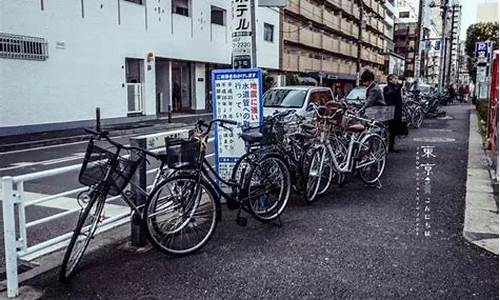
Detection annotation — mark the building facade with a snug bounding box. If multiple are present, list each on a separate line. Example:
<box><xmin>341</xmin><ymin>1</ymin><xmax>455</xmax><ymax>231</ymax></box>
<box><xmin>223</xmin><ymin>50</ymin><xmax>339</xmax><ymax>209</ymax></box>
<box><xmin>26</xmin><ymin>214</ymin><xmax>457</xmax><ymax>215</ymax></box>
<box><xmin>0</xmin><ymin>0</ymin><xmax>280</xmax><ymax>135</ymax></box>
<box><xmin>394</xmin><ymin>22</ymin><xmax>418</xmax><ymax>78</ymax></box>
<box><xmin>281</xmin><ymin>0</ymin><xmax>387</xmax><ymax>92</ymax></box>
<box><xmin>476</xmin><ymin>2</ymin><xmax>499</xmax><ymax>23</ymax></box>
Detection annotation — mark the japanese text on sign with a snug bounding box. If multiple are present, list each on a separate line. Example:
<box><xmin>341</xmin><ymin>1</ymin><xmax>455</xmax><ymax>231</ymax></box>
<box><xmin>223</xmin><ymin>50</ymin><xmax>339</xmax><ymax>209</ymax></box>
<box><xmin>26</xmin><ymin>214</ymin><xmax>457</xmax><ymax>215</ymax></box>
<box><xmin>212</xmin><ymin>68</ymin><xmax>263</xmax><ymax>181</ymax></box>
<box><xmin>231</xmin><ymin>0</ymin><xmax>253</xmax><ymax>68</ymax></box>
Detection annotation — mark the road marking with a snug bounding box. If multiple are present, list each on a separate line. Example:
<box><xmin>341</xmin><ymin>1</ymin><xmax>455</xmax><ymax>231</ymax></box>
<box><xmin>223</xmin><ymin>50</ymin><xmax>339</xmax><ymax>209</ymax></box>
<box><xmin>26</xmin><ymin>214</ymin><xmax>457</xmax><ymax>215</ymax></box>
<box><xmin>413</xmin><ymin>137</ymin><xmax>456</xmax><ymax>143</ymax></box>
<box><xmin>0</xmin><ymin>162</ymin><xmax>38</xmax><ymax>171</ymax></box>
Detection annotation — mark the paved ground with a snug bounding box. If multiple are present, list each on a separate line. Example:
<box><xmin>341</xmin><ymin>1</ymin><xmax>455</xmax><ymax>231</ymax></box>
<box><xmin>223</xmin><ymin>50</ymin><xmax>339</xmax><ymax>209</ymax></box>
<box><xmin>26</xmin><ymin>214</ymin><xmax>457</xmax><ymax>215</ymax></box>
<box><xmin>18</xmin><ymin>104</ymin><xmax>500</xmax><ymax>298</ymax></box>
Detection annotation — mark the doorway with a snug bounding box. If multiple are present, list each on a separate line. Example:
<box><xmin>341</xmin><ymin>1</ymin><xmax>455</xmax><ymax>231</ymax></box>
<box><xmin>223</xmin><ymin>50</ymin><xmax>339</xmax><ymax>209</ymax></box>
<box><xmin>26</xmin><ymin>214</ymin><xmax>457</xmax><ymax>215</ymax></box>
<box><xmin>171</xmin><ymin>61</ymin><xmax>191</xmax><ymax>112</ymax></box>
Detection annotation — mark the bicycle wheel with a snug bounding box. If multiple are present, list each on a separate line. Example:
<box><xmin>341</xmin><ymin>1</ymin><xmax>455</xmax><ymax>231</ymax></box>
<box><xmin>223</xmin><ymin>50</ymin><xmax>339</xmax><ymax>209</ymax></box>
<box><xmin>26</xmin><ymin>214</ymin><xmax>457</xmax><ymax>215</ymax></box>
<box><xmin>357</xmin><ymin>135</ymin><xmax>387</xmax><ymax>185</ymax></box>
<box><xmin>144</xmin><ymin>175</ymin><xmax>220</xmax><ymax>256</ymax></box>
<box><xmin>244</xmin><ymin>153</ymin><xmax>291</xmax><ymax>222</ymax></box>
<box><xmin>59</xmin><ymin>191</ymin><xmax>105</xmax><ymax>282</ymax></box>
<box><xmin>304</xmin><ymin>146</ymin><xmax>325</xmax><ymax>204</ymax></box>
<box><xmin>413</xmin><ymin>107</ymin><xmax>424</xmax><ymax>128</ymax></box>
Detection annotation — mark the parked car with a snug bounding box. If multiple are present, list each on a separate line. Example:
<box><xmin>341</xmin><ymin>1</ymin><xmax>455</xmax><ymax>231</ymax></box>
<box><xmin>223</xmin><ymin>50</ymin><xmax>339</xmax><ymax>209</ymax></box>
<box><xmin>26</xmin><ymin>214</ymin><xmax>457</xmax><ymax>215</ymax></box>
<box><xmin>263</xmin><ymin>86</ymin><xmax>335</xmax><ymax>117</ymax></box>
<box><xmin>343</xmin><ymin>86</ymin><xmax>367</xmax><ymax>108</ymax></box>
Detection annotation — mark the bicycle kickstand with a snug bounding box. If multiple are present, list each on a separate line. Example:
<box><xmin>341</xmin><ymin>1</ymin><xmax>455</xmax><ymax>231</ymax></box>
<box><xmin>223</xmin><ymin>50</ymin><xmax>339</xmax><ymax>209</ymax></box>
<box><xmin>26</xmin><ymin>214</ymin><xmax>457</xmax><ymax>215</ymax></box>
<box><xmin>374</xmin><ymin>179</ymin><xmax>382</xmax><ymax>190</ymax></box>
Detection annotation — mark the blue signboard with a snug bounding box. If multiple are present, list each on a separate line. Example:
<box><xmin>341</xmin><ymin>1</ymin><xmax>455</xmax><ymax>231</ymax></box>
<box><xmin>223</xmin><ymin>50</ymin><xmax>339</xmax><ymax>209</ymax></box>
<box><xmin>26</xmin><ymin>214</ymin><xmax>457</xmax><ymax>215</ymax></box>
<box><xmin>211</xmin><ymin>68</ymin><xmax>264</xmax><ymax>181</ymax></box>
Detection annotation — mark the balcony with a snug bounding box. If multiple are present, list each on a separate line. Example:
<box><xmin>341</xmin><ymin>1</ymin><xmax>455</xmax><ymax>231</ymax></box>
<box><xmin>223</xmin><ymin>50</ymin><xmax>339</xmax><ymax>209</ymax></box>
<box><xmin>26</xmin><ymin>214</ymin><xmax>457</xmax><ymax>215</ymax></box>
<box><xmin>323</xmin><ymin>10</ymin><xmax>340</xmax><ymax>31</ymax></box>
<box><xmin>286</xmin><ymin>0</ymin><xmax>300</xmax><ymax>14</ymax></box>
<box><xmin>326</xmin><ymin>0</ymin><xmax>341</xmax><ymax>9</ymax></box>
<box><xmin>342</xmin><ymin>0</ymin><xmax>352</xmax><ymax>15</ymax></box>
<box><xmin>283</xmin><ymin>21</ymin><xmax>299</xmax><ymax>43</ymax></box>
<box><xmin>299</xmin><ymin>55</ymin><xmax>314</xmax><ymax>71</ymax></box>
<box><xmin>300</xmin><ymin>0</ymin><xmax>322</xmax><ymax>23</ymax></box>
<box><xmin>283</xmin><ymin>53</ymin><xmax>299</xmax><ymax>72</ymax></box>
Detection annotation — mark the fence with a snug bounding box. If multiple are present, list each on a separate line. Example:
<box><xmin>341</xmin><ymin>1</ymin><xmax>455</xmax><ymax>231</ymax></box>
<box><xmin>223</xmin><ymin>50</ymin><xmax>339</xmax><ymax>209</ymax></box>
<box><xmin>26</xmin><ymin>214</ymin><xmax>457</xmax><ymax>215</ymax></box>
<box><xmin>1</xmin><ymin>128</ymin><xmax>217</xmax><ymax>297</ymax></box>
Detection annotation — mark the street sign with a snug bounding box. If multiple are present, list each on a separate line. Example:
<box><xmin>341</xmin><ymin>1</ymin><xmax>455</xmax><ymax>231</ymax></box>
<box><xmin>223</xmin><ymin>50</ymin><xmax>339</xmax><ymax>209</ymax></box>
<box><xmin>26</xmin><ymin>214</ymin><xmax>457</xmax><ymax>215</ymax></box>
<box><xmin>231</xmin><ymin>1</ymin><xmax>254</xmax><ymax>68</ymax></box>
<box><xmin>212</xmin><ymin>68</ymin><xmax>264</xmax><ymax>180</ymax></box>
<box><xmin>476</xmin><ymin>41</ymin><xmax>491</xmax><ymax>63</ymax></box>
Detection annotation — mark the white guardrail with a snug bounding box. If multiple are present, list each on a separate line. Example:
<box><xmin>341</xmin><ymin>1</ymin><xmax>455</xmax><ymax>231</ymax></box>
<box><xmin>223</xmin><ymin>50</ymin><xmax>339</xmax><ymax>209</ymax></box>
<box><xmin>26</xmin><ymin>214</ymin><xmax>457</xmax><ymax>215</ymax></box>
<box><xmin>1</xmin><ymin>128</ymin><xmax>215</xmax><ymax>298</ymax></box>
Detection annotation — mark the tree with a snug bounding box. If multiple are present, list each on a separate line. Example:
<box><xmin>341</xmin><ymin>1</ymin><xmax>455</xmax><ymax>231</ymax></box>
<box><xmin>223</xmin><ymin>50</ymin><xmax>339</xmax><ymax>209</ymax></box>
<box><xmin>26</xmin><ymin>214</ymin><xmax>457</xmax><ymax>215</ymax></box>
<box><xmin>465</xmin><ymin>22</ymin><xmax>499</xmax><ymax>82</ymax></box>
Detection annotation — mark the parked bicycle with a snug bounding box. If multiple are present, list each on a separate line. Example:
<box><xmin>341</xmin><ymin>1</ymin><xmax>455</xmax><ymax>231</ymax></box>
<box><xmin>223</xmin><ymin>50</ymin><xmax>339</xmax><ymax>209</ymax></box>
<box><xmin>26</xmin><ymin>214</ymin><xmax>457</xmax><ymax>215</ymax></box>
<box><xmin>160</xmin><ymin>119</ymin><xmax>291</xmax><ymax>227</ymax></box>
<box><xmin>60</xmin><ymin>128</ymin><xmax>220</xmax><ymax>281</ymax></box>
<box><xmin>305</xmin><ymin>102</ymin><xmax>387</xmax><ymax>203</ymax></box>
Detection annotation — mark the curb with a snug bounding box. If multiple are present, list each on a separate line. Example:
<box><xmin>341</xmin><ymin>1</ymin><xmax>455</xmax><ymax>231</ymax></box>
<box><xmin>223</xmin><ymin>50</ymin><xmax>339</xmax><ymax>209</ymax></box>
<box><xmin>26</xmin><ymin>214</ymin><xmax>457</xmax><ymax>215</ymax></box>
<box><xmin>0</xmin><ymin>121</ymin><xmax>202</xmax><ymax>153</ymax></box>
<box><xmin>463</xmin><ymin>108</ymin><xmax>499</xmax><ymax>255</ymax></box>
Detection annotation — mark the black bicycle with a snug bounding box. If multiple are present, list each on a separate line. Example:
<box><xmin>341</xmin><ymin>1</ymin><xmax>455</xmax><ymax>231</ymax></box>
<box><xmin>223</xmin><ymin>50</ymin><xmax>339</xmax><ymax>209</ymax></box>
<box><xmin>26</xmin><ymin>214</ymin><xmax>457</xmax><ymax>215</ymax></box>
<box><xmin>60</xmin><ymin>128</ymin><xmax>220</xmax><ymax>281</ymax></box>
<box><xmin>161</xmin><ymin>119</ymin><xmax>292</xmax><ymax>227</ymax></box>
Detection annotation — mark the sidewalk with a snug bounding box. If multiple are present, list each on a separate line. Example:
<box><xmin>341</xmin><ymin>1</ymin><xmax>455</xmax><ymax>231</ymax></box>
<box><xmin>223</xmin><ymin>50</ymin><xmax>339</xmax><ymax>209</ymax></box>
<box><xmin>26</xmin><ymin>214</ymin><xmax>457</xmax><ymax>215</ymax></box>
<box><xmin>463</xmin><ymin>108</ymin><xmax>499</xmax><ymax>254</ymax></box>
<box><xmin>0</xmin><ymin>113</ymin><xmax>212</xmax><ymax>152</ymax></box>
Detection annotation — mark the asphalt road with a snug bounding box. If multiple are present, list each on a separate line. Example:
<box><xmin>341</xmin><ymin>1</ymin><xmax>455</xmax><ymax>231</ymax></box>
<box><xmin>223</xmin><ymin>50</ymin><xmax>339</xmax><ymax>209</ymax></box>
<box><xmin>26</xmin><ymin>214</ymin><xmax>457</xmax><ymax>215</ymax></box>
<box><xmin>22</xmin><ymin>104</ymin><xmax>498</xmax><ymax>299</ymax></box>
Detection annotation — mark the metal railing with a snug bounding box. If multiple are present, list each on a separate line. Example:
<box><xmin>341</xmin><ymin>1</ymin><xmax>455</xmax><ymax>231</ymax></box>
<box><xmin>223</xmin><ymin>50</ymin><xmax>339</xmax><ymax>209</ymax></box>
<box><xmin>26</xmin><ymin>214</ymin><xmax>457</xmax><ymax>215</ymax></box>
<box><xmin>0</xmin><ymin>32</ymin><xmax>49</xmax><ymax>61</ymax></box>
<box><xmin>1</xmin><ymin>128</ymin><xmax>217</xmax><ymax>298</ymax></box>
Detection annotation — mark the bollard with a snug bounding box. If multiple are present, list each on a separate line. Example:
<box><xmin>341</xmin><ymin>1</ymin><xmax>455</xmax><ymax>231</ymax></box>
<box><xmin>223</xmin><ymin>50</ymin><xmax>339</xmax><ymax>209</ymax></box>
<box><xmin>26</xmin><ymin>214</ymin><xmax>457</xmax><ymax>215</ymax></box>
<box><xmin>167</xmin><ymin>105</ymin><xmax>172</xmax><ymax>123</ymax></box>
<box><xmin>129</xmin><ymin>137</ymin><xmax>148</xmax><ymax>247</ymax></box>
<box><xmin>95</xmin><ymin>107</ymin><xmax>101</xmax><ymax>132</ymax></box>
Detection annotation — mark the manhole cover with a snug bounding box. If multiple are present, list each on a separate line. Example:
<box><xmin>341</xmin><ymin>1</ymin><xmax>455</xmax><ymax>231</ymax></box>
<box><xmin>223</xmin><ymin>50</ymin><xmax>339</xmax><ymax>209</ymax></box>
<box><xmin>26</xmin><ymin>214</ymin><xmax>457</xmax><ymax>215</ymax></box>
<box><xmin>413</xmin><ymin>137</ymin><xmax>456</xmax><ymax>143</ymax></box>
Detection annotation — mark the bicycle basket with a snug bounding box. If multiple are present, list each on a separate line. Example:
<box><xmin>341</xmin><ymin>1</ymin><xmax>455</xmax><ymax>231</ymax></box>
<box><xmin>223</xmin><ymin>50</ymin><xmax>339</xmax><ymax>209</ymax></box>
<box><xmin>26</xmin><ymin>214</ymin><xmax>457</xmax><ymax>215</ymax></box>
<box><xmin>165</xmin><ymin>138</ymin><xmax>201</xmax><ymax>169</ymax></box>
<box><xmin>79</xmin><ymin>141</ymin><xmax>141</xmax><ymax>196</ymax></box>
<box><xmin>262</xmin><ymin>120</ymin><xmax>285</xmax><ymax>145</ymax></box>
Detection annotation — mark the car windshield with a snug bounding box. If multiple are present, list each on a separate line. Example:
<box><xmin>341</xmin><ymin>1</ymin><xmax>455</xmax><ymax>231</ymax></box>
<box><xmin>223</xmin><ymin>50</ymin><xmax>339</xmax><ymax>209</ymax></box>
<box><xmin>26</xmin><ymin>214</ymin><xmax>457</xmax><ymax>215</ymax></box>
<box><xmin>345</xmin><ymin>88</ymin><xmax>366</xmax><ymax>101</ymax></box>
<box><xmin>263</xmin><ymin>89</ymin><xmax>307</xmax><ymax>108</ymax></box>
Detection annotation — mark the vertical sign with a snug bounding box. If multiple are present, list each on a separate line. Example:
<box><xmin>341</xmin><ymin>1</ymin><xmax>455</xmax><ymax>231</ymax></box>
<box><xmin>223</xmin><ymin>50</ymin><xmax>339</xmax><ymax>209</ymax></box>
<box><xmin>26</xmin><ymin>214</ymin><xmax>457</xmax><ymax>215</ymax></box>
<box><xmin>231</xmin><ymin>0</ymin><xmax>254</xmax><ymax>68</ymax></box>
<box><xmin>212</xmin><ymin>68</ymin><xmax>264</xmax><ymax>180</ymax></box>
<box><xmin>476</xmin><ymin>41</ymin><xmax>493</xmax><ymax>99</ymax></box>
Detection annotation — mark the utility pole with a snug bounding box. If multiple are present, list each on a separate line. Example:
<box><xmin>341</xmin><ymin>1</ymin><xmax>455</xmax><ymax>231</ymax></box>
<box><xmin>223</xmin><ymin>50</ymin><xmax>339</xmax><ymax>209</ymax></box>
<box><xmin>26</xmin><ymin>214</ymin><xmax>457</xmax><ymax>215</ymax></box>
<box><xmin>250</xmin><ymin>0</ymin><xmax>258</xmax><ymax>68</ymax></box>
<box><xmin>446</xmin><ymin>4</ymin><xmax>457</xmax><ymax>87</ymax></box>
<box><xmin>414</xmin><ymin>0</ymin><xmax>426</xmax><ymax>82</ymax></box>
<box><xmin>356</xmin><ymin>0</ymin><xmax>364</xmax><ymax>86</ymax></box>
<box><xmin>438</xmin><ymin>0</ymin><xmax>449</xmax><ymax>92</ymax></box>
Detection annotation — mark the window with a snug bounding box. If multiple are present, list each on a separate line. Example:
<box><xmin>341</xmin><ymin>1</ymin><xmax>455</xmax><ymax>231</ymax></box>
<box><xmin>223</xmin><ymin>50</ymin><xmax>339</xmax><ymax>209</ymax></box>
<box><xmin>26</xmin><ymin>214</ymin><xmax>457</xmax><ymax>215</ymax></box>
<box><xmin>172</xmin><ymin>0</ymin><xmax>190</xmax><ymax>17</ymax></box>
<box><xmin>399</xmin><ymin>11</ymin><xmax>410</xmax><ymax>18</ymax></box>
<box><xmin>0</xmin><ymin>32</ymin><xmax>48</xmax><ymax>61</ymax></box>
<box><xmin>264</xmin><ymin>23</ymin><xmax>274</xmax><ymax>42</ymax></box>
<box><xmin>124</xmin><ymin>0</ymin><xmax>143</xmax><ymax>4</ymax></box>
<box><xmin>211</xmin><ymin>6</ymin><xmax>226</xmax><ymax>25</ymax></box>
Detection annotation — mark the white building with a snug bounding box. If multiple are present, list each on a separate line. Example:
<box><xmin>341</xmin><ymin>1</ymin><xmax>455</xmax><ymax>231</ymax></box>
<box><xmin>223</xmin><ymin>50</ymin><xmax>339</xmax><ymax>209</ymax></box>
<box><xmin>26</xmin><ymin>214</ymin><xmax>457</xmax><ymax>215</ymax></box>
<box><xmin>0</xmin><ymin>0</ymin><xmax>280</xmax><ymax>136</ymax></box>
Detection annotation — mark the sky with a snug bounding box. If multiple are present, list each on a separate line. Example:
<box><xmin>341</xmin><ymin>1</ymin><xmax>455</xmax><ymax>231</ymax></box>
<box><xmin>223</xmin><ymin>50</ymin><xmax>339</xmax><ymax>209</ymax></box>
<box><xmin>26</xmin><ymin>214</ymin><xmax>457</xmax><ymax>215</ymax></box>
<box><xmin>460</xmin><ymin>0</ymin><xmax>498</xmax><ymax>39</ymax></box>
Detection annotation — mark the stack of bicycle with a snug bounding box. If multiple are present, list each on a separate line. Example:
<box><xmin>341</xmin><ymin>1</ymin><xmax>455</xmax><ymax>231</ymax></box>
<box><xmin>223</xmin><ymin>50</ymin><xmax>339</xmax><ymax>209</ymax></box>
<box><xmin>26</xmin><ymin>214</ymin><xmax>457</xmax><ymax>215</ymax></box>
<box><xmin>60</xmin><ymin>100</ymin><xmax>388</xmax><ymax>281</ymax></box>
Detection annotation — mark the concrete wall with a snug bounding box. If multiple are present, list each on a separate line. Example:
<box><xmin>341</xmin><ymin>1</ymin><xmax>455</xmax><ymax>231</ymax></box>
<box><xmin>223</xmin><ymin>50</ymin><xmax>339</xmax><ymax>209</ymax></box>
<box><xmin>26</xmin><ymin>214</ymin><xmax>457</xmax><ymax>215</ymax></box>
<box><xmin>0</xmin><ymin>0</ymin><xmax>279</xmax><ymax>131</ymax></box>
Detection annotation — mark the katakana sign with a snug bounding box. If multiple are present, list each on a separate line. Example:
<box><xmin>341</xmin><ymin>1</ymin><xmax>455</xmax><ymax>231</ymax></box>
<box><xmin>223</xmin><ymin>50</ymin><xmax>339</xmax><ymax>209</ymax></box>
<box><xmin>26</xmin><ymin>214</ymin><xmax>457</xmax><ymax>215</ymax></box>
<box><xmin>212</xmin><ymin>68</ymin><xmax>264</xmax><ymax>180</ymax></box>
<box><xmin>231</xmin><ymin>0</ymin><xmax>254</xmax><ymax>68</ymax></box>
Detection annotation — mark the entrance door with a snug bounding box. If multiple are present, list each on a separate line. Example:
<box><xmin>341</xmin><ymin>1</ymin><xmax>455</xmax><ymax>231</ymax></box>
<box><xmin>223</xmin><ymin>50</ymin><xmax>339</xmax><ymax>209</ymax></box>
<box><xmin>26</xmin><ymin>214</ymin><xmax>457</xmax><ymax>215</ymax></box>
<box><xmin>171</xmin><ymin>61</ymin><xmax>191</xmax><ymax>112</ymax></box>
<box><xmin>125</xmin><ymin>58</ymin><xmax>145</xmax><ymax>115</ymax></box>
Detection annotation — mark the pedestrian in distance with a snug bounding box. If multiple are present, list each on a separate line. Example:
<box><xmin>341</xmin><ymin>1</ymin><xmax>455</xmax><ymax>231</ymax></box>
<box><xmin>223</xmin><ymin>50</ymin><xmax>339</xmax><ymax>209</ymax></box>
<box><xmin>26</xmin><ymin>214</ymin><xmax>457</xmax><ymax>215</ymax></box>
<box><xmin>448</xmin><ymin>84</ymin><xmax>456</xmax><ymax>105</ymax></box>
<box><xmin>383</xmin><ymin>74</ymin><xmax>404</xmax><ymax>152</ymax></box>
<box><xmin>360</xmin><ymin>69</ymin><xmax>385</xmax><ymax>112</ymax></box>
<box><xmin>464</xmin><ymin>83</ymin><xmax>470</xmax><ymax>103</ymax></box>
<box><xmin>458</xmin><ymin>84</ymin><xmax>465</xmax><ymax>103</ymax></box>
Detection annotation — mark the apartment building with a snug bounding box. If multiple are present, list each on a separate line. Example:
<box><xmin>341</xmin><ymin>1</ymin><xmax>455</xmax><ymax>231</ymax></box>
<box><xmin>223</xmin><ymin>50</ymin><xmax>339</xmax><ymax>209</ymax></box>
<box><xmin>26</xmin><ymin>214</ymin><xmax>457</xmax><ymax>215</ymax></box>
<box><xmin>0</xmin><ymin>0</ymin><xmax>280</xmax><ymax>135</ymax></box>
<box><xmin>394</xmin><ymin>22</ymin><xmax>418</xmax><ymax>78</ymax></box>
<box><xmin>447</xmin><ymin>3</ymin><xmax>461</xmax><ymax>85</ymax></box>
<box><xmin>281</xmin><ymin>0</ymin><xmax>387</xmax><ymax>91</ymax></box>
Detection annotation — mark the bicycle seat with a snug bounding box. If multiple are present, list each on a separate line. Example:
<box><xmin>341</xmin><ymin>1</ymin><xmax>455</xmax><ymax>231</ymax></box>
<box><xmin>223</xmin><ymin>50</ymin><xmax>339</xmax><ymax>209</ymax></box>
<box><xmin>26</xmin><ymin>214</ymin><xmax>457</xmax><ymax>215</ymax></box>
<box><xmin>239</xmin><ymin>132</ymin><xmax>263</xmax><ymax>144</ymax></box>
<box><xmin>348</xmin><ymin>123</ymin><xmax>365</xmax><ymax>132</ymax></box>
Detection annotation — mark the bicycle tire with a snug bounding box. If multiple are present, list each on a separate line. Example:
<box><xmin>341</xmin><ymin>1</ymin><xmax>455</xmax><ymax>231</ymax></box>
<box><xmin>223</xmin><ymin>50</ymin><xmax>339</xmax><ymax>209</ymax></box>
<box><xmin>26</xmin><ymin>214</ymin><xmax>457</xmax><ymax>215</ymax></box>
<box><xmin>304</xmin><ymin>146</ymin><xmax>325</xmax><ymax>204</ymax></box>
<box><xmin>144</xmin><ymin>174</ymin><xmax>220</xmax><ymax>256</ymax></box>
<box><xmin>59</xmin><ymin>191</ymin><xmax>105</xmax><ymax>282</ymax></box>
<box><xmin>357</xmin><ymin>135</ymin><xmax>387</xmax><ymax>185</ymax></box>
<box><xmin>243</xmin><ymin>153</ymin><xmax>291</xmax><ymax>222</ymax></box>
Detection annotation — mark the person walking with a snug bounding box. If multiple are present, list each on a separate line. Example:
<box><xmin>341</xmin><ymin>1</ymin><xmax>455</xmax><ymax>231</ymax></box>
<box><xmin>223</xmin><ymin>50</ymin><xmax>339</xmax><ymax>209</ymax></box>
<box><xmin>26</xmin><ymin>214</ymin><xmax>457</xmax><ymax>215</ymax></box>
<box><xmin>360</xmin><ymin>69</ymin><xmax>385</xmax><ymax>112</ymax></box>
<box><xmin>458</xmin><ymin>84</ymin><xmax>465</xmax><ymax>103</ymax></box>
<box><xmin>383</xmin><ymin>74</ymin><xmax>404</xmax><ymax>152</ymax></box>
